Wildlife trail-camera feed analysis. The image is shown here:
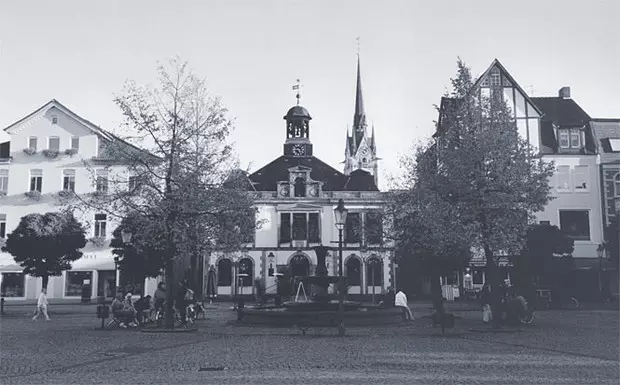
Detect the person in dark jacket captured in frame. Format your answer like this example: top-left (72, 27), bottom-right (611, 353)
top-left (153, 283), bottom-right (166, 310)
top-left (175, 281), bottom-right (189, 325)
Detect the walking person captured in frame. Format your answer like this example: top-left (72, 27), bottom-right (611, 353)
top-left (32, 288), bottom-right (51, 321)
top-left (395, 288), bottom-right (415, 321)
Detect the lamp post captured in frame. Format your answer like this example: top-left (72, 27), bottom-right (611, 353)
top-left (115, 229), bottom-right (132, 294)
top-left (597, 243), bottom-right (605, 302)
top-left (333, 199), bottom-right (348, 337)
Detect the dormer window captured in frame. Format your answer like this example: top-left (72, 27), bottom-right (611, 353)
top-left (558, 128), bottom-right (582, 150)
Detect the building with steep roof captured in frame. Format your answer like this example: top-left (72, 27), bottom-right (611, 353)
top-left (0, 99), bottom-right (158, 302)
top-left (208, 60), bottom-right (394, 300)
top-left (430, 60), bottom-right (606, 298)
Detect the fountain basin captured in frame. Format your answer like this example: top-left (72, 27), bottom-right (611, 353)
top-left (282, 300), bottom-right (361, 311)
top-left (239, 305), bottom-right (405, 327)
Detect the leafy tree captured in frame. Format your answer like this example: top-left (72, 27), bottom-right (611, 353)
top-left (78, 58), bottom-right (257, 328)
top-left (1, 211), bottom-right (87, 288)
top-left (393, 59), bottom-right (556, 327)
top-left (513, 224), bottom-right (574, 304)
top-left (110, 212), bottom-right (168, 290)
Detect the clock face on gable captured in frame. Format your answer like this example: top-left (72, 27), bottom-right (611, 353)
top-left (292, 144), bottom-right (306, 156)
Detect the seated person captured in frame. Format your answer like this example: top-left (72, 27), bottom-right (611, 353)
top-left (134, 295), bottom-right (152, 324)
top-left (111, 293), bottom-right (137, 328)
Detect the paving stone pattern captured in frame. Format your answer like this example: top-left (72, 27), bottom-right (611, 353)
top-left (0, 303), bottom-right (618, 385)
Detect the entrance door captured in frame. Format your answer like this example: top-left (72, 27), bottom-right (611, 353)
top-left (290, 254), bottom-right (310, 277)
top-left (97, 270), bottom-right (116, 299)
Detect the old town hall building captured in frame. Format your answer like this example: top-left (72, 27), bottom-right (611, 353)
top-left (210, 58), bottom-right (393, 299)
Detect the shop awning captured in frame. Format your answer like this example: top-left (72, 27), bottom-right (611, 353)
top-left (0, 249), bottom-right (116, 272)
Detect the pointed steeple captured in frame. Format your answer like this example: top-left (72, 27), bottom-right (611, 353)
top-left (353, 55), bottom-right (367, 132)
top-left (344, 126), bottom-right (351, 156)
top-left (370, 123), bottom-right (376, 152)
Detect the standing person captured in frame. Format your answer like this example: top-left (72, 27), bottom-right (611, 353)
top-left (32, 288), bottom-right (50, 321)
top-left (481, 283), bottom-right (492, 323)
top-left (175, 280), bottom-right (189, 325)
top-left (153, 282), bottom-right (166, 311)
top-left (394, 288), bottom-right (414, 321)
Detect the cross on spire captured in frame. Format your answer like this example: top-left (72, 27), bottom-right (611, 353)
top-left (292, 79), bottom-right (303, 105)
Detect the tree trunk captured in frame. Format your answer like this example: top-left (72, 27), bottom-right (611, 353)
top-left (164, 259), bottom-right (175, 329)
top-left (484, 245), bottom-right (502, 329)
top-left (430, 261), bottom-right (444, 313)
top-left (41, 275), bottom-right (49, 290)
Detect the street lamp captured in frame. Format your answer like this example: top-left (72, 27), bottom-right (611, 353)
top-left (115, 230), bottom-right (132, 294)
top-left (597, 243), bottom-right (605, 302)
top-left (333, 198), bottom-right (348, 337)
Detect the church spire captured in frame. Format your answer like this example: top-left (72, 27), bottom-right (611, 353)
top-left (353, 55), bottom-right (366, 132)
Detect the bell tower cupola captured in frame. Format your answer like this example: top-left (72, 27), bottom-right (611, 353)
top-left (283, 79), bottom-right (313, 157)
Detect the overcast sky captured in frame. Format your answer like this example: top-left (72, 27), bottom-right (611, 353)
top-left (1, 0), bottom-right (618, 189)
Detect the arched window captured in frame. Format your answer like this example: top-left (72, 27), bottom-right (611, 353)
top-left (346, 257), bottom-right (361, 286)
top-left (290, 254), bottom-right (310, 277)
top-left (294, 177), bottom-right (306, 197)
top-left (238, 258), bottom-right (254, 287)
top-left (366, 257), bottom-right (383, 287)
top-left (217, 259), bottom-right (232, 286)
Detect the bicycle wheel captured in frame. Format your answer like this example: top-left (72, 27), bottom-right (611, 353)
top-left (519, 311), bottom-right (535, 325)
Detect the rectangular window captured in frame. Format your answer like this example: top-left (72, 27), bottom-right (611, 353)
top-left (539, 220), bottom-right (551, 225)
top-left (96, 170), bottom-right (108, 193)
top-left (365, 210), bottom-right (384, 245)
top-left (556, 166), bottom-right (570, 190)
top-left (94, 213), bottom-right (107, 237)
top-left (71, 137), bottom-right (80, 151)
top-left (559, 128), bottom-right (582, 149)
top-left (51, 116), bottom-right (58, 125)
top-left (65, 271), bottom-right (93, 297)
top-left (0, 169), bottom-right (8, 194)
top-left (62, 169), bottom-right (76, 191)
top-left (1, 272), bottom-right (25, 297)
top-left (29, 169), bottom-right (43, 192)
top-left (28, 137), bottom-right (37, 151)
top-left (559, 210), bottom-right (590, 240)
top-left (345, 212), bottom-right (362, 243)
top-left (280, 213), bottom-right (291, 243)
top-left (308, 213), bottom-right (320, 243)
top-left (0, 213), bottom-right (6, 238)
top-left (292, 213), bottom-right (307, 241)
top-left (48, 137), bottom-right (60, 150)
top-left (574, 165), bottom-right (588, 190)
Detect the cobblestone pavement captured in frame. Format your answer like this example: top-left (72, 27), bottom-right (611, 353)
top-left (0, 304), bottom-right (618, 385)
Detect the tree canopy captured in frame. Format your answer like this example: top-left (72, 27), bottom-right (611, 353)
top-left (1, 211), bottom-right (87, 288)
top-left (390, 59), bottom-right (556, 323)
top-left (77, 58), bottom-right (257, 328)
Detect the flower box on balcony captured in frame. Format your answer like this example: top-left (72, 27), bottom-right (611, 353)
top-left (58, 190), bottom-right (74, 198)
top-left (42, 149), bottom-right (59, 159)
top-left (64, 148), bottom-right (78, 157)
top-left (24, 191), bottom-right (41, 201)
top-left (23, 148), bottom-right (37, 156)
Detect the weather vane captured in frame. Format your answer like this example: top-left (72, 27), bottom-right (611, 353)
top-left (292, 78), bottom-right (302, 105)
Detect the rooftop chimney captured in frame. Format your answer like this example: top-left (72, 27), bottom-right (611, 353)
top-left (559, 86), bottom-right (571, 99)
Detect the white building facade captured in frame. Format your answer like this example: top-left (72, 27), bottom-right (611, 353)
top-left (0, 100), bottom-right (154, 301)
